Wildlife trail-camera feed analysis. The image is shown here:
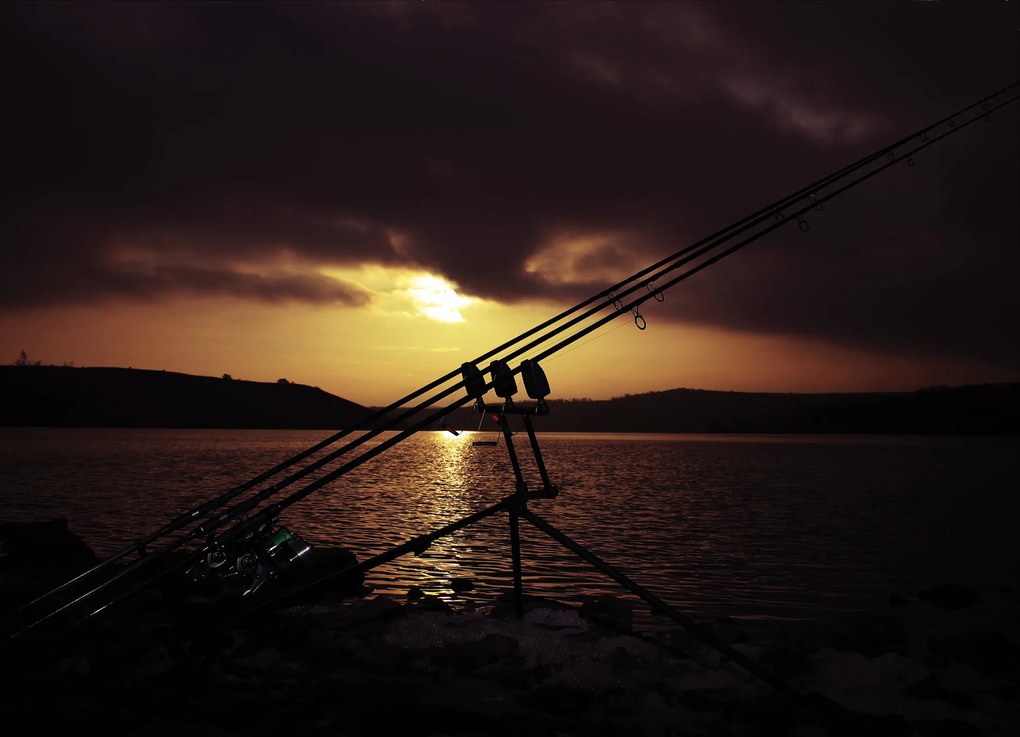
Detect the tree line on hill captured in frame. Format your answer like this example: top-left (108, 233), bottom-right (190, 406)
top-left (435, 384), bottom-right (1019, 435)
top-left (0, 365), bottom-right (366, 429)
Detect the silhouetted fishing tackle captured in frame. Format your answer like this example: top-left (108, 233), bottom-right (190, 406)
top-left (5, 81), bottom-right (1018, 703)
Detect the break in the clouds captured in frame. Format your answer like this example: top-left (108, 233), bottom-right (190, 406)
top-left (2, 1), bottom-right (1017, 368)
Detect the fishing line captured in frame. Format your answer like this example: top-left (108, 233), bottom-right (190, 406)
top-left (529, 92), bottom-right (1020, 366)
top-left (530, 319), bottom-right (631, 366)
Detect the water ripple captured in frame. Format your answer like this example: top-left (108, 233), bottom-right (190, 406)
top-left (2, 428), bottom-right (1017, 634)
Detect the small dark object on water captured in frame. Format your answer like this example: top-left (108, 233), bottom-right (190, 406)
top-left (451, 577), bottom-right (475, 593)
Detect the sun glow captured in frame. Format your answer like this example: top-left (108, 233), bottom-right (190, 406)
top-left (403, 274), bottom-right (472, 323)
top-left (321, 266), bottom-right (474, 323)
top-left (436, 427), bottom-right (464, 444)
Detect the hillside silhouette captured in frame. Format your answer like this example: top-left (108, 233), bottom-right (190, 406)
top-left (0, 365), bottom-right (367, 429)
top-left (2, 365), bottom-right (1017, 433)
top-left (439, 384), bottom-right (1020, 435)
top-left (477, 383), bottom-right (1020, 436)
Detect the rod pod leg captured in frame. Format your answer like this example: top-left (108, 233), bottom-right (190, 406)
top-left (508, 503), bottom-right (525, 619)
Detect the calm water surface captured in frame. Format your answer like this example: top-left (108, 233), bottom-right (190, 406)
top-left (2, 428), bottom-right (1017, 633)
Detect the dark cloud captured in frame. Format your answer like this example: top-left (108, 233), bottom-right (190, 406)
top-left (2, 1), bottom-right (1017, 370)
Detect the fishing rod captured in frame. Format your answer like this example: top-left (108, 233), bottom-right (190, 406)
top-left (210, 87), bottom-right (1020, 694)
top-left (9, 81), bottom-right (1017, 640)
top-left (23, 85), bottom-right (1020, 644)
top-left (131, 78), bottom-right (1019, 539)
top-left (10, 96), bottom-right (911, 626)
top-left (13, 80), bottom-right (1017, 635)
top-left (168, 85), bottom-right (1020, 552)
top-left (529, 92), bottom-right (1020, 362)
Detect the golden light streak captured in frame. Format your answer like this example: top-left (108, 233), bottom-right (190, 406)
top-left (2, 291), bottom-right (1010, 409)
top-left (322, 266), bottom-right (475, 323)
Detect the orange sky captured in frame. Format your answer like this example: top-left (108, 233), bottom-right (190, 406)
top-left (2, 273), bottom-right (1011, 408)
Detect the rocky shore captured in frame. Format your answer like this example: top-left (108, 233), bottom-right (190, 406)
top-left (2, 520), bottom-right (1018, 736)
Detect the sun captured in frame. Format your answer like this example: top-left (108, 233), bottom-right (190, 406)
top-left (405, 274), bottom-right (473, 323)
top-left (437, 427), bottom-right (464, 444)
top-left (318, 265), bottom-right (476, 324)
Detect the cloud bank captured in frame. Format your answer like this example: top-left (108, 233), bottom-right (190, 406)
top-left (2, 1), bottom-right (1017, 369)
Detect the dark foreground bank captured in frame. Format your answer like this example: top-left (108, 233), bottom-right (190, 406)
top-left (1, 520), bottom-right (1018, 737)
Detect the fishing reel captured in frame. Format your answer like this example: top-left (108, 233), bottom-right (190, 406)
top-left (185, 522), bottom-right (314, 599)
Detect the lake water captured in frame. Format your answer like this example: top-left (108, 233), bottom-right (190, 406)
top-left (2, 427), bottom-right (1017, 635)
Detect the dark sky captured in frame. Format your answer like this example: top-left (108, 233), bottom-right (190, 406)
top-left (3, 1), bottom-right (1019, 383)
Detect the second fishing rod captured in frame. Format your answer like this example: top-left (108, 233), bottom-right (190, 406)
top-left (11, 79), bottom-right (1016, 639)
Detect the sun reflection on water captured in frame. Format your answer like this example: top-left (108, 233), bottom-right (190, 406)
top-left (356, 430), bottom-right (514, 603)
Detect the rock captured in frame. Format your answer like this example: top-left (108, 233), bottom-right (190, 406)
top-left (981, 681), bottom-right (1019, 700)
top-left (704, 616), bottom-right (748, 646)
top-left (917, 583), bottom-right (981, 610)
top-left (601, 685), bottom-right (642, 714)
top-left (675, 686), bottom-right (741, 712)
top-left (410, 594), bottom-right (453, 613)
top-left (908, 718), bottom-right (984, 737)
top-left (437, 632), bottom-right (519, 670)
top-left (759, 627), bottom-right (817, 676)
top-left (451, 576), bottom-right (475, 593)
top-left (2, 537), bottom-right (1014, 737)
top-left (927, 626), bottom-right (1020, 677)
top-left (579, 594), bottom-right (633, 633)
top-left (0, 573), bottom-right (50, 615)
top-left (524, 681), bottom-right (598, 712)
top-left (281, 545), bottom-right (365, 603)
top-left (822, 612), bottom-right (910, 657)
top-left (0, 518), bottom-right (97, 585)
top-left (486, 591), bottom-right (575, 620)
top-left (903, 673), bottom-right (977, 710)
top-left (337, 593), bottom-right (404, 633)
top-left (793, 692), bottom-right (910, 737)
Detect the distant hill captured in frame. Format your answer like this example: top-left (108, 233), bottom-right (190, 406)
top-left (437, 383), bottom-right (1020, 435)
top-left (2, 365), bottom-right (1017, 433)
top-left (0, 365), bottom-right (369, 429)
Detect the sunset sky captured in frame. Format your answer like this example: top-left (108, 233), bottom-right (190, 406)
top-left (2, 1), bottom-right (1018, 408)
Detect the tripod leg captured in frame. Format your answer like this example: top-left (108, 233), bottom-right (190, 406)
top-left (508, 507), bottom-right (524, 619)
top-left (522, 414), bottom-right (552, 489)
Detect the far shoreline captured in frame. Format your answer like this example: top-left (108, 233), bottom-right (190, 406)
top-left (2, 365), bottom-right (1018, 434)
